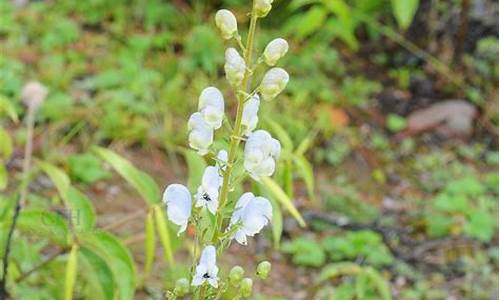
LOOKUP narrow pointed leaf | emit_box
[144,210,156,274]
[153,206,174,265]
[79,246,115,300]
[64,244,79,300]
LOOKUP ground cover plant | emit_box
[0,0,498,299]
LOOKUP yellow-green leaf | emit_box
[391,0,419,30]
[79,246,115,300]
[153,206,174,265]
[0,94,18,122]
[184,150,207,191]
[144,210,156,274]
[93,147,160,204]
[0,163,7,190]
[67,187,96,231]
[64,244,79,300]
[37,160,70,200]
[17,210,70,246]
[0,127,13,159]
[259,177,306,227]
[293,154,316,203]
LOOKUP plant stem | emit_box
[0,104,36,300]
[212,3,258,245]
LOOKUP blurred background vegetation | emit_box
[0,0,498,299]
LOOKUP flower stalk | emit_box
[212,8,258,245]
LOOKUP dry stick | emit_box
[0,104,36,300]
[15,248,67,283]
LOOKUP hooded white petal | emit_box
[163,184,192,235]
[195,166,223,214]
[230,193,273,245]
[192,245,219,288]
[259,67,289,101]
[224,48,246,87]
[255,0,273,17]
[263,38,288,66]
[244,130,281,180]
[198,87,225,129]
[215,9,237,39]
[188,112,214,155]
[241,94,260,136]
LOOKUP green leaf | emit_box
[184,150,207,191]
[68,153,110,184]
[37,160,71,200]
[317,262,362,283]
[154,206,174,265]
[295,6,328,39]
[391,0,419,30]
[0,163,7,190]
[79,246,115,300]
[265,118,294,151]
[282,237,325,267]
[268,197,283,249]
[17,210,70,246]
[386,113,407,132]
[64,244,79,300]
[260,177,306,227]
[67,187,96,231]
[93,147,160,204]
[81,231,136,300]
[293,154,316,203]
[0,94,18,122]
[363,267,392,300]
[144,210,156,274]
[0,127,13,159]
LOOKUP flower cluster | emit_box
[163,1,287,297]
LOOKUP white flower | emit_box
[195,166,223,214]
[215,9,238,39]
[22,81,48,108]
[244,130,281,180]
[188,112,214,155]
[216,150,228,171]
[263,38,288,66]
[230,192,272,245]
[241,94,260,136]
[192,245,219,288]
[198,87,225,129]
[259,68,289,101]
[255,0,273,17]
[163,184,192,235]
[224,48,246,87]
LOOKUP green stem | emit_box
[211,5,258,245]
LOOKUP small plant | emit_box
[162,1,290,298]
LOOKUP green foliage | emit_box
[386,113,407,132]
[322,231,394,267]
[282,237,326,267]
[427,174,497,242]
[68,153,110,184]
[94,147,160,204]
[391,0,419,30]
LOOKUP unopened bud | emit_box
[215,9,238,39]
[256,261,271,279]
[263,38,288,66]
[224,48,246,87]
[21,81,47,108]
[255,0,273,18]
[229,265,245,286]
[240,278,253,297]
[174,278,190,296]
[259,68,289,101]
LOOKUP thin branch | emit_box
[0,104,36,300]
[15,248,66,283]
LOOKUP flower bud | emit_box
[255,0,273,18]
[240,278,253,297]
[188,112,214,155]
[241,94,260,136]
[224,48,246,87]
[198,86,225,129]
[22,81,48,108]
[174,278,190,296]
[256,261,271,279]
[215,9,238,39]
[263,38,288,66]
[229,265,245,286]
[259,68,289,101]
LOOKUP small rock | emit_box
[406,100,477,138]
